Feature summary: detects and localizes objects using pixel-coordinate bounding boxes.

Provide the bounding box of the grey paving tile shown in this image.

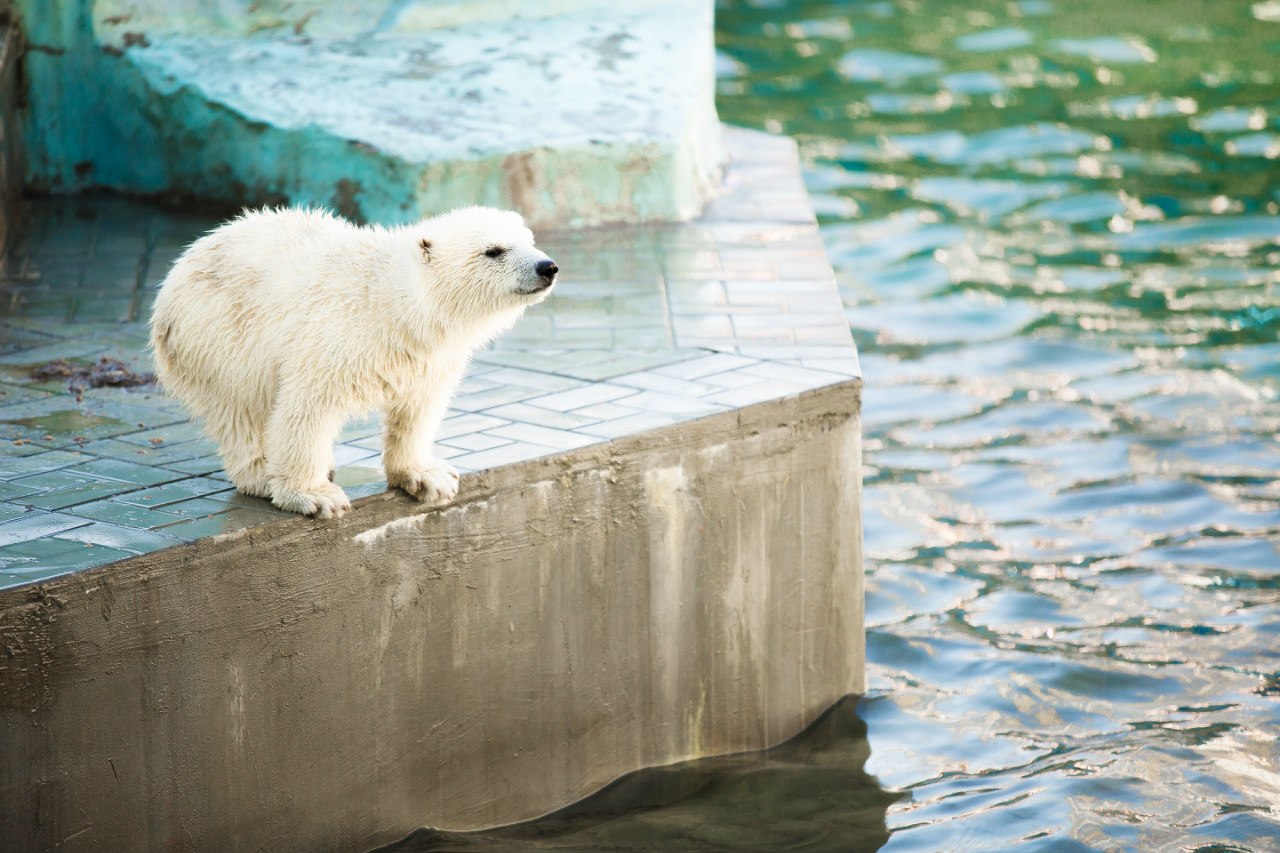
[436,412,512,439]
[333,444,380,467]
[576,412,683,439]
[157,507,291,541]
[737,345,860,360]
[161,497,242,519]
[484,423,599,451]
[0,536,139,585]
[0,511,92,546]
[800,356,861,377]
[116,421,206,447]
[651,353,757,380]
[54,522,184,555]
[0,503,30,523]
[331,466,387,497]
[569,401,645,420]
[449,442,565,472]
[439,432,515,452]
[609,391,724,417]
[67,457,188,486]
[526,383,638,412]
[738,361,852,387]
[114,477,227,508]
[9,468,99,491]
[0,340,109,366]
[23,479,139,510]
[700,369,770,390]
[450,384,547,412]
[480,402,602,431]
[610,371,721,399]
[702,381,810,408]
[165,455,225,476]
[65,499,183,529]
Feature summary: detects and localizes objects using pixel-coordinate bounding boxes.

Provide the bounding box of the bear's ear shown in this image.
[418,237,432,263]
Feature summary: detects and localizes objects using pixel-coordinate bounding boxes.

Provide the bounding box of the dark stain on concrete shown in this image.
[30,357,156,401]
[587,30,635,73]
[501,150,541,222]
[331,178,363,221]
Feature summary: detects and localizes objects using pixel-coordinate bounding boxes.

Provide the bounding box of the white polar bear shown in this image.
[149,206,558,519]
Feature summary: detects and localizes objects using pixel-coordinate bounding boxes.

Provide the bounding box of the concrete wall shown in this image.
[0,383,864,853]
[0,8,20,254]
[12,0,725,228]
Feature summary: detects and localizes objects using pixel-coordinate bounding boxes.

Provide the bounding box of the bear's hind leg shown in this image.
[264,391,351,519]
[204,406,272,498]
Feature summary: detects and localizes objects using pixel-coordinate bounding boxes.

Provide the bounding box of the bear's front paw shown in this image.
[271,481,352,519]
[387,459,460,505]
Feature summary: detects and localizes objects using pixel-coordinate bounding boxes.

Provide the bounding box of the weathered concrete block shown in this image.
[0,383,863,853]
[0,18,21,254]
[14,0,725,227]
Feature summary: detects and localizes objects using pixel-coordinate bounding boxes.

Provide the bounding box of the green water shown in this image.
[718,0,1280,849]
[378,1,1280,850]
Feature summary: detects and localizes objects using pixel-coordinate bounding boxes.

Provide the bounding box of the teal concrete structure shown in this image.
[16,0,725,226]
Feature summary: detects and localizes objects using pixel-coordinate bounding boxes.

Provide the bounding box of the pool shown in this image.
[717,0,1280,849]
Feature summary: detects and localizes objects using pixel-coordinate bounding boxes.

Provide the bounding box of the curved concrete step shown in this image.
[20,0,725,227]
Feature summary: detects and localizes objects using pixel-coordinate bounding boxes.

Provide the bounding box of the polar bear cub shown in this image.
[150,206,558,519]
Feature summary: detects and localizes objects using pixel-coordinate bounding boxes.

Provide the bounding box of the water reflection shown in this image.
[373,698,896,853]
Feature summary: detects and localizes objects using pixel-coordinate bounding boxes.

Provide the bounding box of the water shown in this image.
[716,0,1280,849]
[382,1,1280,850]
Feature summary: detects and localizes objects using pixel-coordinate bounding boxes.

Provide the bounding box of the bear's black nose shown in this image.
[536,259,559,279]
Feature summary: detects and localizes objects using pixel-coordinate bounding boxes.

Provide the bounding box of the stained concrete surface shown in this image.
[371,696,895,853]
[0,14,20,255]
[0,383,864,853]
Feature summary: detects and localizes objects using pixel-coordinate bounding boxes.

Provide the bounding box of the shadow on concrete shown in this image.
[370,696,897,853]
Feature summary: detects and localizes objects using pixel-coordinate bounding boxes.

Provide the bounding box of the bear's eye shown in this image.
[484,246,506,259]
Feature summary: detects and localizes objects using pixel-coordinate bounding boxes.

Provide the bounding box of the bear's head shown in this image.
[412,206,558,325]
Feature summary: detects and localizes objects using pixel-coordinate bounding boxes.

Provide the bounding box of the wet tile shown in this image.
[68,457,187,486]
[159,496,240,519]
[9,468,98,492]
[65,499,182,528]
[23,479,139,510]
[48,521,181,555]
[0,130,855,581]
[114,477,227,508]
[7,539,136,572]
[157,506,291,541]
[0,511,92,546]
[165,454,225,476]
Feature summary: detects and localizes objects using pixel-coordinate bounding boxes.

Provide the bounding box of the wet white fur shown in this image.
[149,206,554,518]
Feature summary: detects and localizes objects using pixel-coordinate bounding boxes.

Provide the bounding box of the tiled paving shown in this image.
[0,126,859,589]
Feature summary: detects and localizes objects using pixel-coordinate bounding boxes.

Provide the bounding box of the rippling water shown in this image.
[717,0,1280,849]
[382,1,1280,850]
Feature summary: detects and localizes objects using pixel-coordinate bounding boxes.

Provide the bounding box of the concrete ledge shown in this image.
[15,0,725,227]
[0,381,863,853]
